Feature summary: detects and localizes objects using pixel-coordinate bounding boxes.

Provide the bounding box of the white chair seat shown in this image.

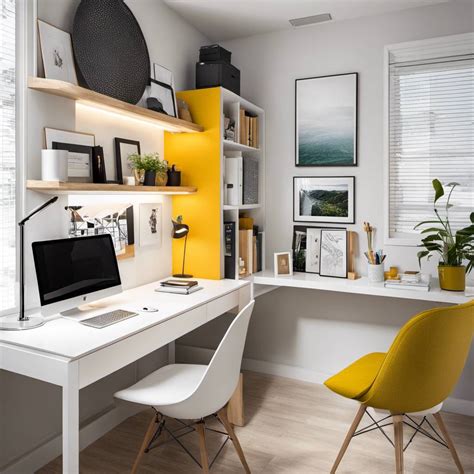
[115,364,207,407]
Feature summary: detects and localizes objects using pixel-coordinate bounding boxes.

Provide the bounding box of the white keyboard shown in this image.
[80,309,138,329]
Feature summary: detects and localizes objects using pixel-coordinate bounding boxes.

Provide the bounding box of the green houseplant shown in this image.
[128,152,168,186]
[415,179,474,291]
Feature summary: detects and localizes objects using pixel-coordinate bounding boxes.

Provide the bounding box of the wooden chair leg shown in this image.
[330,404,366,474]
[195,420,210,473]
[393,414,404,474]
[131,412,159,474]
[218,407,251,473]
[433,412,464,474]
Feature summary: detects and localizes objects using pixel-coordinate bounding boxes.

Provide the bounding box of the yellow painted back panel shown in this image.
[165,88,222,279]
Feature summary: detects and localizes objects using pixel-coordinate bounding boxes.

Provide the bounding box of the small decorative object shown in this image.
[44,127,95,149]
[139,203,162,247]
[72,0,150,104]
[177,99,193,123]
[52,142,93,182]
[114,138,141,185]
[368,263,385,283]
[347,231,359,280]
[172,216,192,278]
[238,257,246,276]
[415,179,474,291]
[146,97,166,114]
[123,176,135,186]
[385,266,399,281]
[37,20,78,84]
[41,149,68,181]
[363,221,386,282]
[128,152,168,187]
[294,176,355,224]
[296,73,357,166]
[167,165,181,186]
[320,229,348,278]
[224,116,236,141]
[91,146,107,183]
[274,252,293,277]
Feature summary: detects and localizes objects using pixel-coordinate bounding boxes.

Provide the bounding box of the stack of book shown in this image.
[156,280,203,295]
[239,107,259,148]
[238,224,264,278]
[384,273,431,292]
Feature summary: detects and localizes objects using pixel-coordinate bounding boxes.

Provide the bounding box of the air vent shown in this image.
[289,13,332,27]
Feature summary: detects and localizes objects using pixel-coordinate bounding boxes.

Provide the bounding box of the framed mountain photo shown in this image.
[295,73,358,166]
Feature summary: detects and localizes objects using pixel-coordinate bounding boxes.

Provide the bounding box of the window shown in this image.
[386,34,474,244]
[0,0,16,311]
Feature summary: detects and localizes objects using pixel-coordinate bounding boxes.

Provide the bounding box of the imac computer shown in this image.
[32,234,123,317]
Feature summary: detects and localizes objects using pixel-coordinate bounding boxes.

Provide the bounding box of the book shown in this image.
[224,221,236,279]
[156,285,203,295]
[224,155,243,205]
[245,115,250,146]
[256,232,263,272]
[239,229,253,276]
[160,279,198,288]
[239,108,246,144]
[384,274,431,292]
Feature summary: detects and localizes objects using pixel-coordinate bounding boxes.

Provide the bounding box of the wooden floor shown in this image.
[38,371,474,473]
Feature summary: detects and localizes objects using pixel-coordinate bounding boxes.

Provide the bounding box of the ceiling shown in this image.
[163,0,452,41]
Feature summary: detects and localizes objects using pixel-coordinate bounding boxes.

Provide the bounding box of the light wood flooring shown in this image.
[38,371,474,473]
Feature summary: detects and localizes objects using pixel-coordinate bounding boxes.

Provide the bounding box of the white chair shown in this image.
[115,300,255,473]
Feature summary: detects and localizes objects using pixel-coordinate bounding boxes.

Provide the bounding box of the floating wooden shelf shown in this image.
[28,77,204,133]
[26,180,197,195]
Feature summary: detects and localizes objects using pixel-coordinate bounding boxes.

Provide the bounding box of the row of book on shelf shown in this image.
[239,107,259,148]
[384,272,431,292]
[224,218,264,279]
[224,151,258,206]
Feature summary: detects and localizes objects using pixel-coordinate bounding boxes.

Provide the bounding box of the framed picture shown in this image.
[139,203,162,247]
[44,128,95,149]
[37,20,78,85]
[52,142,92,182]
[114,138,141,184]
[149,79,177,117]
[293,176,355,224]
[320,229,348,278]
[295,72,357,166]
[274,252,293,277]
[153,63,178,113]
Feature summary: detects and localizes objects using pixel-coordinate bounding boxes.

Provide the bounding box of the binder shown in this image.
[224,222,236,279]
[224,155,243,205]
[243,156,258,205]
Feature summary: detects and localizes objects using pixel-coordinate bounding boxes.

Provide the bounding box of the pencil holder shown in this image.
[368,263,384,283]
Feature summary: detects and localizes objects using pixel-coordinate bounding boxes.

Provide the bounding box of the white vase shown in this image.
[41,149,68,181]
[368,263,384,283]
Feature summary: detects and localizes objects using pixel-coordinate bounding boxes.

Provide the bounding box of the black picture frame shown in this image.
[114,138,141,185]
[52,141,93,182]
[319,228,348,279]
[148,78,177,118]
[293,176,355,224]
[295,72,358,167]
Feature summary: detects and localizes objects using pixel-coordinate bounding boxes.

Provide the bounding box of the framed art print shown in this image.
[294,176,355,224]
[320,229,348,278]
[274,252,293,277]
[295,72,357,166]
[114,138,141,184]
[44,128,95,149]
[52,142,93,182]
[139,203,162,247]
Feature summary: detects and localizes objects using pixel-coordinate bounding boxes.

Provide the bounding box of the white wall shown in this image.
[0,0,208,470]
[179,0,474,413]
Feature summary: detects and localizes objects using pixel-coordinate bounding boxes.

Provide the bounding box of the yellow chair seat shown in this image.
[324,352,386,400]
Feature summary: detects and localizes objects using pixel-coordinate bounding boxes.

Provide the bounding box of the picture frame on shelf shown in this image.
[153,63,178,113]
[274,252,293,277]
[37,20,78,85]
[295,72,357,167]
[44,127,95,150]
[148,79,177,118]
[293,176,355,224]
[114,138,141,185]
[320,228,348,278]
[52,142,93,182]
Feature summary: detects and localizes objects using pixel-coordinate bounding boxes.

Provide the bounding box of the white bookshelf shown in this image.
[221,88,265,280]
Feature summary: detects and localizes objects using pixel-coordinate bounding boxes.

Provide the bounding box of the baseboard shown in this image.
[1,403,141,474]
[176,344,474,417]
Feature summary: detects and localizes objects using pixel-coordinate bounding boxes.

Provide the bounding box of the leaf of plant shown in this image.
[446,182,460,187]
[420,227,448,236]
[470,212,474,224]
[417,250,430,267]
[414,220,443,230]
[422,234,443,242]
[432,179,444,203]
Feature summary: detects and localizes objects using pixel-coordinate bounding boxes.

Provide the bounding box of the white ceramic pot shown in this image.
[368,263,384,283]
[41,149,68,181]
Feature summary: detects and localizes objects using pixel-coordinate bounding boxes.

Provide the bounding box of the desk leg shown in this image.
[63,361,79,474]
[168,341,176,364]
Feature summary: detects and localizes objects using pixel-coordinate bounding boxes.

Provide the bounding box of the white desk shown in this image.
[0,278,251,474]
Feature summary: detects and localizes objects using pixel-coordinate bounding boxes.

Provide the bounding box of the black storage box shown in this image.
[196,61,240,95]
[199,44,231,63]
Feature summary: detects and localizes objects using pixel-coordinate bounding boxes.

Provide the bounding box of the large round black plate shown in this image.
[72,0,150,104]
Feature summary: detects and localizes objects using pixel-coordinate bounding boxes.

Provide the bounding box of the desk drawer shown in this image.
[207,290,239,321]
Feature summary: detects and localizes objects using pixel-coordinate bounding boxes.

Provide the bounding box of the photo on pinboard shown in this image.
[294,176,355,224]
[66,203,135,260]
[296,73,357,166]
[139,203,162,247]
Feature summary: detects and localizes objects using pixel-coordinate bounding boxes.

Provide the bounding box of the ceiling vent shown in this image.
[289,13,332,27]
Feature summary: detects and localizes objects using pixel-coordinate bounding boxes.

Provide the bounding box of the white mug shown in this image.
[41,149,68,181]
[368,263,385,283]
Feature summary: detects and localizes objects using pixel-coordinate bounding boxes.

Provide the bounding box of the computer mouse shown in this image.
[141,307,159,313]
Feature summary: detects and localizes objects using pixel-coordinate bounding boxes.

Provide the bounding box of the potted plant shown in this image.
[415,179,474,291]
[128,152,168,186]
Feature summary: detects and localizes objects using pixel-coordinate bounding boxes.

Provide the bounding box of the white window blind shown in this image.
[0,0,16,311]
[388,34,474,240]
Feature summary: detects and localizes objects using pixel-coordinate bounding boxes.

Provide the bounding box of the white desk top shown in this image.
[252,271,473,305]
[0,279,249,360]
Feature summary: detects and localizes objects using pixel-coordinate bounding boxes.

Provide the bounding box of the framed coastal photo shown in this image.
[293,176,355,224]
[295,72,357,166]
[37,20,78,85]
[320,229,348,278]
[139,203,162,247]
[114,138,141,184]
[274,252,293,277]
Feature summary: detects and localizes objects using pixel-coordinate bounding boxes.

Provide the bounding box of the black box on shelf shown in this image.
[199,44,232,63]
[196,61,240,95]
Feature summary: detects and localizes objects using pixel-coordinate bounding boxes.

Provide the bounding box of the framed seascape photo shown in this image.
[320,229,348,278]
[114,138,141,184]
[37,20,78,85]
[139,203,162,247]
[274,252,293,277]
[52,142,93,182]
[294,176,355,224]
[295,72,357,166]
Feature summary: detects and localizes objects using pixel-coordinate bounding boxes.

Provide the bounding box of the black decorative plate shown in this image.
[72,0,150,104]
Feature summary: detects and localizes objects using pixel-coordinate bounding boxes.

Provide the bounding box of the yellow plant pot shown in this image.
[155,172,168,186]
[438,265,465,292]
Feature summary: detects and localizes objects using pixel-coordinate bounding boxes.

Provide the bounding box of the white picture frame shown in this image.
[139,203,162,247]
[320,229,347,278]
[37,20,78,85]
[154,63,178,113]
[274,252,293,277]
[44,128,95,149]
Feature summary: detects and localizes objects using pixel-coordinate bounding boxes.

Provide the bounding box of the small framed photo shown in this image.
[294,176,355,224]
[114,138,141,184]
[37,20,78,85]
[320,229,348,278]
[274,252,293,277]
[52,142,92,182]
[153,63,178,113]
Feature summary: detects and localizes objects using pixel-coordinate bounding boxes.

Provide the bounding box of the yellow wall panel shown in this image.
[165,88,222,279]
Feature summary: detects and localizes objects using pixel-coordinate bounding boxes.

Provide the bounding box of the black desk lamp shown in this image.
[0,196,58,331]
[172,215,192,278]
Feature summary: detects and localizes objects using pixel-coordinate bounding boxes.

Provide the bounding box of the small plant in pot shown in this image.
[128,152,168,186]
[415,179,474,291]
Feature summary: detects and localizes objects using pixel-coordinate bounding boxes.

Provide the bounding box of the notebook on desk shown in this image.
[156,280,203,295]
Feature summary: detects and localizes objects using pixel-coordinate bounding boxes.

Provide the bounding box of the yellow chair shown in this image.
[324,300,474,473]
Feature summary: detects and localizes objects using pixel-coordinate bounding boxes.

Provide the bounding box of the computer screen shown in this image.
[32,234,121,308]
